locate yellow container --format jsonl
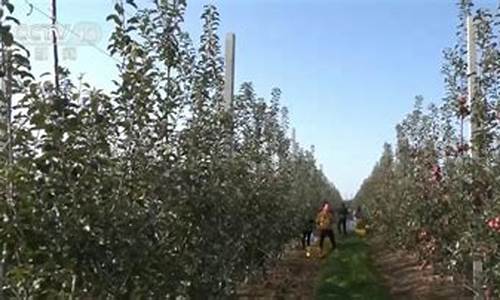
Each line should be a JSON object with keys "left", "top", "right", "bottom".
{"left": 305, "top": 246, "right": 312, "bottom": 258}
{"left": 355, "top": 228, "right": 367, "bottom": 237}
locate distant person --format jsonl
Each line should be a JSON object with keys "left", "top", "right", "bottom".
{"left": 355, "top": 205, "right": 364, "bottom": 220}
{"left": 337, "top": 202, "right": 349, "bottom": 236}
{"left": 302, "top": 219, "right": 314, "bottom": 249}
{"left": 315, "top": 201, "right": 336, "bottom": 255}
{"left": 355, "top": 205, "right": 367, "bottom": 230}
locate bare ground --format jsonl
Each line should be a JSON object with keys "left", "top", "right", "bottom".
{"left": 235, "top": 244, "right": 324, "bottom": 300}
{"left": 235, "top": 236, "right": 473, "bottom": 300}
{"left": 369, "top": 237, "right": 472, "bottom": 300}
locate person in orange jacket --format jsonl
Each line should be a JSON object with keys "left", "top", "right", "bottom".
{"left": 315, "top": 201, "right": 336, "bottom": 254}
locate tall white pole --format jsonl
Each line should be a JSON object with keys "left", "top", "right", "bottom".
{"left": 291, "top": 128, "right": 297, "bottom": 155}
{"left": 467, "top": 15, "right": 483, "bottom": 300}
{"left": 223, "top": 33, "right": 235, "bottom": 156}
{"left": 224, "top": 33, "right": 235, "bottom": 113}
{"left": 467, "top": 15, "right": 478, "bottom": 156}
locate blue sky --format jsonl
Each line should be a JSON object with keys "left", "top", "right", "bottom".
{"left": 12, "top": 0, "right": 497, "bottom": 198}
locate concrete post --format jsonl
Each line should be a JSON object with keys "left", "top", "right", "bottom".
{"left": 467, "top": 15, "right": 483, "bottom": 300}
{"left": 224, "top": 33, "right": 235, "bottom": 113}
{"left": 467, "top": 15, "right": 478, "bottom": 157}
{"left": 223, "top": 33, "right": 235, "bottom": 156}
{"left": 291, "top": 127, "right": 297, "bottom": 156}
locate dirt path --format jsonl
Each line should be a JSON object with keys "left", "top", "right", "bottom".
{"left": 369, "top": 237, "right": 472, "bottom": 300}
{"left": 235, "top": 236, "right": 472, "bottom": 300}
{"left": 235, "top": 245, "right": 324, "bottom": 300}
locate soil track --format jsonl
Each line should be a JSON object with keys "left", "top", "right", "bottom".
{"left": 370, "top": 237, "right": 472, "bottom": 300}
{"left": 235, "top": 245, "right": 324, "bottom": 299}
{"left": 236, "top": 236, "right": 472, "bottom": 300}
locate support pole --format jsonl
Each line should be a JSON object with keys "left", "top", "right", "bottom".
{"left": 0, "top": 46, "right": 12, "bottom": 300}
{"left": 5, "top": 50, "right": 12, "bottom": 205}
{"left": 51, "top": 0, "right": 60, "bottom": 94}
{"left": 0, "top": 53, "right": 6, "bottom": 153}
{"left": 467, "top": 15, "right": 478, "bottom": 156}
{"left": 223, "top": 33, "right": 235, "bottom": 156}
{"left": 223, "top": 33, "right": 235, "bottom": 113}
{"left": 467, "top": 15, "right": 483, "bottom": 300}
{"left": 0, "top": 47, "right": 5, "bottom": 300}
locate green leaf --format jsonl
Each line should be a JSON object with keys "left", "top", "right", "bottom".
{"left": 126, "top": 0, "right": 137, "bottom": 9}
{"left": 114, "top": 3, "right": 124, "bottom": 15}
{"left": 5, "top": 2, "right": 14, "bottom": 14}
{"left": 5, "top": 16, "right": 19, "bottom": 25}
{"left": 12, "top": 53, "right": 30, "bottom": 67}
{"left": 106, "top": 14, "right": 122, "bottom": 25}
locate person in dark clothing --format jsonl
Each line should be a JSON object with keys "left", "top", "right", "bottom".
{"left": 302, "top": 219, "right": 314, "bottom": 249}
{"left": 355, "top": 205, "right": 364, "bottom": 220}
{"left": 337, "top": 202, "right": 349, "bottom": 236}
{"left": 319, "top": 227, "right": 336, "bottom": 252}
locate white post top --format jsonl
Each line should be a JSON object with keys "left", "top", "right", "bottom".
{"left": 223, "top": 33, "right": 236, "bottom": 113}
